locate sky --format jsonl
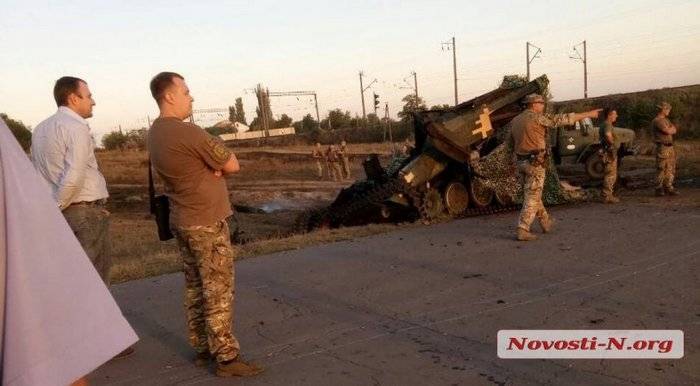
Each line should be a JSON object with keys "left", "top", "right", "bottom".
{"left": 1, "top": 0, "right": 699, "bottom": 142}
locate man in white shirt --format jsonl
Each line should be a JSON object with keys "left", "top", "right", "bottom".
{"left": 31, "top": 77, "right": 112, "bottom": 285}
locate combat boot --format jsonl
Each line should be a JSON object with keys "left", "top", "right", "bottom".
{"left": 517, "top": 228, "right": 537, "bottom": 241}
{"left": 216, "top": 356, "right": 264, "bottom": 377}
{"left": 603, "top": 196, "right": 620, "bottom": 204}
{"left": 665, "top": 187, "right": 679, "bottom": 196}
{"left": 655, "top": 188, "right": 665, "bottom": 196}
{"left": 539, "top": 217, "right": 554, "bottom": 233}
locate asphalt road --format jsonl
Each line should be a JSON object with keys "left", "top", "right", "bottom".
{"left": 91, "top": 191, "right": 700, "bottom": 386}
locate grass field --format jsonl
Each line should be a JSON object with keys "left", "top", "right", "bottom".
{"left": 98, "top": 142, "right": 400, "bottom": 186}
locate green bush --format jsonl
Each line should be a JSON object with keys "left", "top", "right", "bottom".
{"left": 101, "top": 131, "right": 128, "bottom": 150}
{"left": 1, "top": 113, "right": 32, "bottom": 151}
{"left": 552, "top": 85, "right": 700, "bottom": 139}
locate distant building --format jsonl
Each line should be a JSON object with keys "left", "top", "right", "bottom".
{"left": 213, "top": 120, "right": 251, "bottom": 133}
{"left": 219, "top": 127, "right": 295, "bottom": 142}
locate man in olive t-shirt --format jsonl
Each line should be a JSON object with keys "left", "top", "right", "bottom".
{"left": 652, "top": 102, "right": 679, "bottom": 196}
{"left": 598, "top": 108, "right": 620, "bottom": 203}
{"left": 148, "top": 72, "right": 262, "bottom": 378}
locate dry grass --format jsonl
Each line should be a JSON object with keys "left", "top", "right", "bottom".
{"left": 239, "top": 142, "right": 401, "bottom": 154}
{"left": 109, "top": 216, "right": 411, "bottom": 284}
{"left": 97, "top": 150, "right": 150, "bottom": 185}
{"left": 624, "top": 139, "right": 700, "bottom": 179}
{"left": 96, "top": 143, "right": 397, "bottom": 186}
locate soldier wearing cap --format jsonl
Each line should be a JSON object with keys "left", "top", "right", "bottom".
{"left": 651, "top": 102, "right": 679, "bottom": 196}
{"left": 599, "top": 107, "right": 620, "bottom": 203}
{"left": 311, "top": 142, "right": 325, "bottom": 179}
{"left": 325, "top": 144, "right": 342, "bottom": 181}
{"left": 339, "top": 140, "right": 351, "bottom": 179}
{"left": 508, "top": 94, "right": 601, "bottom": 241}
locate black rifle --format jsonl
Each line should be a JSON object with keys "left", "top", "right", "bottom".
{"left": 148, "top": 157, "right": 174, "bottom": 241}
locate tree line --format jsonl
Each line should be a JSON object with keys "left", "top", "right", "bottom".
{"left": 5, "top": 76, "right": 696, "bottom": 151}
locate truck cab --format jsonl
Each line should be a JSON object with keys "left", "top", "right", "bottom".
{"left": 551, "top": 117, "right": 636, "bottom": 179}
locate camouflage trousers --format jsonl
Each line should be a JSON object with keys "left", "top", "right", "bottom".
{"left": 602, "top": 151, "right": 618, "bottom": 199}
{"left": 656, "top": 145, "right": 676, "bottom": 190}
{"left": 315, "top": 160, "right": 324, "bottom": 179}
{"left": 63, "top": 203, "right": 112, "bottom": 285}
{"left": 173, "top": 219, "right": 240, "bottom": 363}
{"left": 329, "top": 161, "right": 342, "bottom": 181}
{"left": 341, "top": 157, "right": 351, "bottom": 179}
{"left": 517, "top": 160, "right": 549, "bottom": 232}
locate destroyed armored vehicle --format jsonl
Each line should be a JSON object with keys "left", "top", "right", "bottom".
{"left": 306, "top": 75, "right": 552, "bottom": 229}
{"left": 550, "top": 118, "right": 636, "bottom": 179}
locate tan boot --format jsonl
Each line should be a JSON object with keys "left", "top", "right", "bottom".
{"left": 665, "top": 187, "right": 679, "bottom": 196}
{"left": 216, "top": 356, "right": 264, "bottom": 377}
{"left": 539, "top": 217, "right": 554, "bottom": 233}
{"left": 517, "top": 228, "right": 537, "bottom": 241}
{"left": 603, "top": 196, "right": 620, "bottom": 204}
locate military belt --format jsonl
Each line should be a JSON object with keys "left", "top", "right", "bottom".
{"left": 68, "top": 199, "right": 107, "bottom": 208}
{"left": 655, "top": 142, "right": 673, "bottom": 147}
{"left": 516, "top": 149, "right": 546, "bottom": 161}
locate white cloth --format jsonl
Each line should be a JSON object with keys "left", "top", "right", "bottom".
{"left": 1, "top": 119, "right": 138, "bottom": 386}
{"left": 30, "top": 106, "right": 108, "bottom": 209}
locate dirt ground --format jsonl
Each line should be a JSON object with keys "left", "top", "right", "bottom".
{"left": 100, "top": 140, "right": 700, "bottom": 284}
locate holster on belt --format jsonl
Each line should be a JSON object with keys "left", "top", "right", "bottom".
{"left": 517, "top": 150, "right": 547, "bottom": 167}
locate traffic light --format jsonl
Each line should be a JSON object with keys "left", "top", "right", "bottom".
{"left": 373, "top": 93, "right": 380, "bottom": 108}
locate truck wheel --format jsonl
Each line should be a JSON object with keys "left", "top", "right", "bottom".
{"left": 444, "top": 182, "right": 469, "bottom": 215}
{"left": 585, "top": 152, "right": 605, "bottom": 180}
{"left": 469, "top": 178, "right": 494, "bottom": 207}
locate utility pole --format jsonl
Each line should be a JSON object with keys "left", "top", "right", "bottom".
{"left": 570, "top": 40, "right": 588, "bottom": 98}
{"left": 526, "top": 42, "right": 541, "bottom": 81}
{"left": 411, "top": 71, "right": 418, "bottom": 101}
{"left": 313, "top": 93, "right": 320, "bottom": 129}
{"left": 385, "top": 102, "right": 393, "bottom": 144}
{"left": 359, "top": 71, "right": 377, "bottom": 121}
{"left": 584, "top": 40, "right": 588, "bottom": 99}
{"left": 441, "top": 36, "right": 458, "bottom": 105}
{"left": 359, "top": 71, "right": 366, "bottom": 119}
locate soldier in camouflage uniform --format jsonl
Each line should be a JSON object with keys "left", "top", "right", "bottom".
{"left": 599, "top": 107, "right": 620, "bottom": 203}
{"left": 509, "top": 94, "right": 601, "bottom": 241}
{"left": 339, "top": 140, "right": 351, "bottom": 179}
{"left": 311, "top": 142, "right": 325, "bottom": 179}
{"left": 326, "top": 144, "right": 342, "bottom": 181}
{"left": 652, "top": 102, "right": 679, "bottom": 196}
{"left": 148, "top": 71, "right": 262, "bottom": 377}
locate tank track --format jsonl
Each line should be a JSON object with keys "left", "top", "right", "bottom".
{"left": 299, "top": 176, "right": 521, "bottom": 232}
{"left": 327, "top": 177, "right": 420, "bottom": 227}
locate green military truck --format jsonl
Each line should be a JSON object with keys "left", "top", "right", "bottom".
{"left": 550, "top": 117, "right": 636, "bottom": 179}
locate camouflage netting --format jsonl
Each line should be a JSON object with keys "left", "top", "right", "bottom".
{"left": 499, "top": 75, "right": 528, "bottom": 90}
{"left": 383, "top": 153, "right": 412, "bottom": 177}
{"left": 472, "top": 138, "right": 591, "bottom": 205}
{"left": 467, "top": 75, "right": 591, "bottom": 205}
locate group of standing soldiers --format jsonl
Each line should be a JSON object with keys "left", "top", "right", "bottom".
{"left": 510, "top": 94, "right": 680, "bottom": 242}
{"left": 312, "top": 141, "right": 351, "bottom": 181}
